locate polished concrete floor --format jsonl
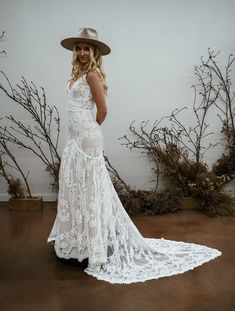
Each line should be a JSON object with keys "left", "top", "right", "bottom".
{"left": 0, "top": 202, "right": 234, "bottom": 311}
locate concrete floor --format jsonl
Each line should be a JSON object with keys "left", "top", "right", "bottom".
{"left": 0, "top": 202, "right": 234, "bottom": 311}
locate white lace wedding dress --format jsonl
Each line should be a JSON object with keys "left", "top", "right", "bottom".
{"left": 47, "top": 74, "right": 221, "bottom": 284}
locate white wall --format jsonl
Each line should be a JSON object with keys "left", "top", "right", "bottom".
{"left": 0, "top": 0, "right": 234, "bottom": 200}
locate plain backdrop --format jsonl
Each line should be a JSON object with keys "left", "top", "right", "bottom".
{"left": 0, "top": 0, "right": 234, "bottom": 200}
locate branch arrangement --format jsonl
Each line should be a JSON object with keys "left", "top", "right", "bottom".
{"left": 119, "top": 49, "right": 235, "bottom": 216}
{"left": 0, "top": 72, "right": 61, "bottom": 197}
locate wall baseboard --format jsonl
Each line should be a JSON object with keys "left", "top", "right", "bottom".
{"left": 1, "top": 193, "right": 234, "bottom": 202}
{"left": 0, "top": 193, "right": 58, "bottom": 202}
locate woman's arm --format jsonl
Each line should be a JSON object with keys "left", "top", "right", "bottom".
{"left": 86, "top": 71, "right": 107, "bottom": 125}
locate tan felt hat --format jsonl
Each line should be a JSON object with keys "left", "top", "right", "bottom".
{"left": 61, "top": 27, "right": 111, "bottom": 55}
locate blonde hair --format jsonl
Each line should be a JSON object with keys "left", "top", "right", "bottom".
{"left": 70, "top": 42, "right": 108, "bottom": 93}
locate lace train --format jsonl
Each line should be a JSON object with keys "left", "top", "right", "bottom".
{"left": 47, "top": 140, "right": 221, "bottom": 284}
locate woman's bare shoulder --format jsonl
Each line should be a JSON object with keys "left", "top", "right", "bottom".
{"left": 87, "top": 69, "right": 102, "bottom": 81}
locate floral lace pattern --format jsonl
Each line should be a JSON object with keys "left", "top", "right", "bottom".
{"left": 47, "top": 74, "right": 221, "bottom": 284}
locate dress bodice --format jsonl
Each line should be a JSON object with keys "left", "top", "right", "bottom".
{"left": 66, "top": 75, "right": 95, "bottom": 111}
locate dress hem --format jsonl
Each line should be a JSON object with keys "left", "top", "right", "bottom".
{"left": 84, "top": 251, "right": 222, "bottom": 284}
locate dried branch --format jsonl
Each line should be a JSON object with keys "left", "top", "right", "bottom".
{"left": 201, "top": 48, "right": 235, "bottom": 150}
{"left": 119, "top": 49, "right": 233, "bottom": 196}
{"left": 0, "top": 30, "right": 6, "bottom": 55}
{"left": 0, "top": 131, "right": 31, "bottom": 197}
{"left": 0, "top": 72, "right": 61, "bottom": 191}
{"left": 104, "top": 154, "right": 131, "bottom": 193}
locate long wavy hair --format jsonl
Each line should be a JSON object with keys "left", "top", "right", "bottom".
{"left": 70, "top": 42, "right": 108, "bottom": 93}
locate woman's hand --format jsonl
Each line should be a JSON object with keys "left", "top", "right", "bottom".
{"left": 87, "top": 70, "right": 107, "bottom": 125}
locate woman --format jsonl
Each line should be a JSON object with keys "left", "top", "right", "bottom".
{"left": 47, "top": 28, "right": 221, "bottom": 284}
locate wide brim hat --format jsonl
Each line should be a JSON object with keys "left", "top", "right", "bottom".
{"left": 61, "top": 27, "right": 111, "bottom": 55}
